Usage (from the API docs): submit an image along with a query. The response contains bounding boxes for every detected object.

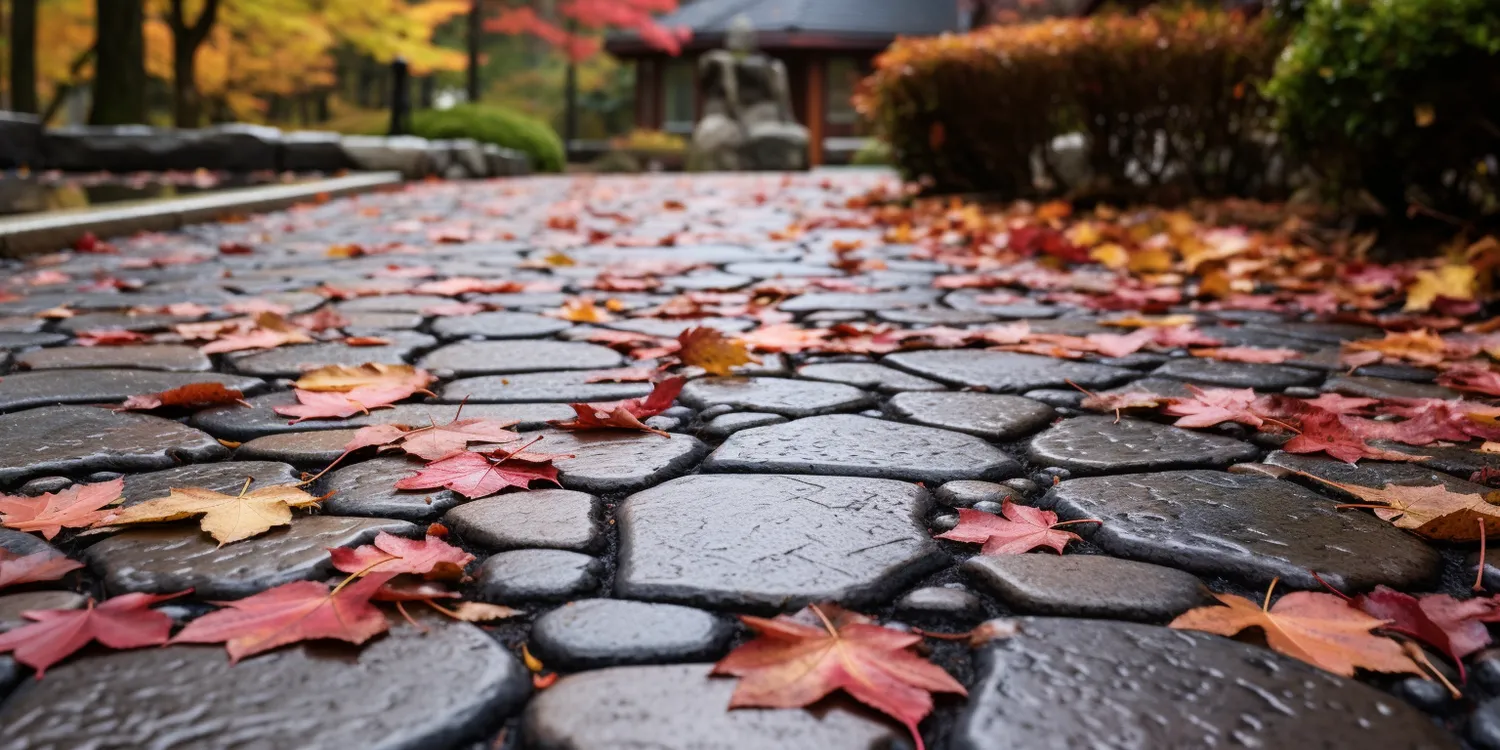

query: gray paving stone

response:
[602,317,753,337]
[952,617,1460,750]
[532,430,708,494]
[1326,375,1461,401]
[236,429,361,465]
[474,549,601,603]
[15,345,211,372]
[679,377,873,417]
[894,586,985,621]
[705,414,1018,483]
[0,591,86,633]
[531,599,732,670]
[942,290,1061,318]
[120,460,298,505]
[224,332,436,378]
[0,529,56,557]
[1044,470,1441,590]
[86,515,416,599]
[1261,450,1493,496]
[192,392,571,440]
[441,488,602,552]
[0,316,46,334]
[0,370,265,413]
[796,362,946,393]
[615,474,943,612]
[321,456,462,522]
[883,350,1131,392]
[1027,416,1260,475]
[934,480,1017,508]
[334,294,454,313]
[430,311,571,339]
[523,664,901,749]
[1152,358,1323,389]
[418,340,622,376]
[700,411,786,439]
[876,307,998,325]
[0,406,228,486]
[0,332,67,349]
[885,391,1056,440]
[1374,441,1500,481]
[0,620,530,750]
[778,289,942,312]
[440,370,655,403]
[963,554,1211,621]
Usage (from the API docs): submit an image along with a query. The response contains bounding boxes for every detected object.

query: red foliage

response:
[485,0,690,61]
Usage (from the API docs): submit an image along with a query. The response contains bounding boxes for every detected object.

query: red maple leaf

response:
[328,531,475,580]
[74,329,151,346]
[935,501,1095,555]
[1354,586,1500,678]
[550,376,685,437]
[394,443,569,499]
[115,382,248,412]
[0,478,124,539]
[1162,386,1264,428]
[272,384,421,424]
[0,549,84,590]
[172,574,393,663]
[1282,410,1428,464]
[0,591,186,675]
[712,603,966,750]
[1438,365,1500,397]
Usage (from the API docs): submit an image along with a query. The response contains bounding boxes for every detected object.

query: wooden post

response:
[805,56,826,167]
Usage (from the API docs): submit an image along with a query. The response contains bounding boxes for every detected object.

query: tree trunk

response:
[10,0,38,113]
[467,0,481,103]
[90,0,147,125]
[169,0,221,128]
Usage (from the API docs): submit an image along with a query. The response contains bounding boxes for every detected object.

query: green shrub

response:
[851,140,893,166]
[410,104,566,173]
[1266,0,1500,216]
[856,9,1284,201]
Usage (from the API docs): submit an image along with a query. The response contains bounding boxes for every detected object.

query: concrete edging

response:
[0,171,404,257]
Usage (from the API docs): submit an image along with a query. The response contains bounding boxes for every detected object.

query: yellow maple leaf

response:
[678,327,760,376]
[1405,264,1477,312]
[293,363,435,393]
[99,485,323,545]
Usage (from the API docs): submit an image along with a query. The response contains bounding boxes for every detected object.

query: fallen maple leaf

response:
[1438,365,1500,398]
[1162,385,1264,428]
[550,377,685,437]
[1355,586,1500,676]
[0,478,123,539]
[1170,588,1421,677]
[395,444,570,499]
[712,604,966,750]
[584,367,659,383]
[98,483,322,546]
[1405,264,1477,312]
[364,418,521,461]
[329,531,474,580]
[1298,473,1500,541]
[935,502,1096,555]
[676,327,759,376]
[291,363,435,393]
[0,549,84,590]
[0,591,187,675]
[74,329,151,346]
[172,574,393,663]
[272,384,423,424]
[116,382,248,412]
[1282,410,1430,464]
[1190,347,1302,364]
[552,297,614,322]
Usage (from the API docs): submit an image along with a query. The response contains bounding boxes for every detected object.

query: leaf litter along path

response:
[0,172,1493,749]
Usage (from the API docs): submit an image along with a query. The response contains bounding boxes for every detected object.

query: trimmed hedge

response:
[1266,0,1500,216]
[410,105,566,173]
[856,9,1284,201]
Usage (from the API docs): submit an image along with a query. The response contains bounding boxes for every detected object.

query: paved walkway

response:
[0,173,1487,748]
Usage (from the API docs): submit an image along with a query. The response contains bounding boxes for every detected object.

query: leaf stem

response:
[1262,576,1280,612]
[1476,517,1489,592]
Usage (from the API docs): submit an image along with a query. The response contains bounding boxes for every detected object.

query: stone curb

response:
[0,171,403,258]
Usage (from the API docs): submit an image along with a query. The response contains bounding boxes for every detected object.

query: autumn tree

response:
[90,0,146,124]
[10,0,39,113]
[166,0,221,127]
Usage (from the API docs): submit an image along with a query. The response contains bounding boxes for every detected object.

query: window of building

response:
[662,59,696,134]
[826,57,861,128]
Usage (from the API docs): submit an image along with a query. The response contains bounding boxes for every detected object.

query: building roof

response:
[606,0,963,56]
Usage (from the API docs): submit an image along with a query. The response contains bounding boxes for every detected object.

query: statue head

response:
[726,14,756,56]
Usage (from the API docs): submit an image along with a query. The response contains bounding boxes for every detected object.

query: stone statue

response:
[690,15,809,171]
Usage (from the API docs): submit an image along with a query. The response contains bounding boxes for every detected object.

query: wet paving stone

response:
[226,332,437,377]
[1326,375,1461,401]
[236,429,362,465]
[894,586,985,622]
[963,554,1211,621]
[952,617,1460,750]
[15,344,212,372]
[679,377,874,417]
[320,456,461,521]
[191,392,572,440]
[86,515,416,599]
[1044,470,1442,590]
[1152,358,1324,389]
[796,362,946,393]
[474,549,602,603]
[704,414,1019,483]
[530,599,732,670]
[440,369,656,403]
[615,474,943,612]
[0,620,530,750]
[0,406,228,486]
[884,391,1055,440]
[876,307,999,325]
[429,310,572,339]
[441,488,602,552]
[700,411,786,439]
[602,317,754,337]
[934,480,1018,508]
[418,340,623,376]
[523,663,901,749]
[0,332,67,349]
[1261,450,1493,495]
[1373,441,1500,481]
[533,430,708,494]
[0,369,265,413]
[1027,416,1260,475]
[778,289,942,312]
[120,460,298,505]
[0,528,57,556]
[883,350,1131,392]
[0,591,86,633]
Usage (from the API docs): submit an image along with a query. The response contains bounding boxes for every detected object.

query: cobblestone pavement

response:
[0,173,1490,749]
